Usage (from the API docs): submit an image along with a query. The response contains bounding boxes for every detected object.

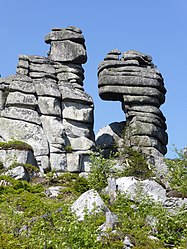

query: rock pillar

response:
[98,50,168,158]
[0,26,94,172]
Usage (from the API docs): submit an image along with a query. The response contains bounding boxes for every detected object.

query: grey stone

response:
[29,63,55,74]
[0,26,96,174]
[16,68,29,75]
[99,75,165,93]
[35,78,61,97]
[99,85,165,104]
[0,118,49,156]
[6,92,37,108]
[125,110,166,128]
[96,121,125,149]
[5,166,30,182]
[49,143,65,153]
[98,211,118,239]
[1,107,41,125]
[130,115,167,130]
[66,153,81,172]
[71,189,109,220]
[54,62,84,74]
[59,83,92,104]
[29,72,49,78]
[50,152,67,172]
[49,40,87,64]
[27,55,49,64]
[130,135,167,154]
[68,137,95,151]
[128,121,168,145]
[0,149,37,169]
[116,177,167,203]
[17,59,29,69]
[98,50,167,159]
[45,28,84,44]
[38,97,61,116]
[79,153,92,172]
[0,91,7,110]
[122,95,161,106]
[124,105,165,120]
[62,101,93,123]
[8,77,35,93]
[107,178,117,203]
[4,74,32,84]
[57,71,83,82]
[63,119,93,138]
[35,155,50,171]
[40,116,66,144]
[9,80,36,93]
[123,236,134,248]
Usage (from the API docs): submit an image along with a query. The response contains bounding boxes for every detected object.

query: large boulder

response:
[116,176,167,203]
[71,189,109,220]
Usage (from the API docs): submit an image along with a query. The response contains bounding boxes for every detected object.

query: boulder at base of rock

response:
[71,189,109,220]
[116,177,167,203]
[5,166,30,182]
[0,149,37,169]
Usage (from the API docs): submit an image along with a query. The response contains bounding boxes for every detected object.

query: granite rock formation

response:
[0,26,94,172]
[98,50,168,158]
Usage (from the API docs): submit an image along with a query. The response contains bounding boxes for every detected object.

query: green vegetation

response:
[87,152,116,192]
[165,147,187,197]
[0,147,187,248]
[64,145,73,153]
[8,162,39,174]
[0,140,33,151]
[121,147,155,180]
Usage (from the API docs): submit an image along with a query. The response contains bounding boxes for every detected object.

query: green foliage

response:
[64,145,73,153]
[0,140,33,151]
[45,172,89,196]
[121,147,155,180]
[165,147,187,197]
[0,145,187,248]
[9,162,39,174]
[87,152,116,192]
[111,193,187,248]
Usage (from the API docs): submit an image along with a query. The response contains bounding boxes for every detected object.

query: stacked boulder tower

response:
[0,27,168,173]
[98,50,168,158]
[0,27,94,172]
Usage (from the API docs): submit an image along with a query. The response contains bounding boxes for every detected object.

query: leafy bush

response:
[87,152,116,192]
[0,146,187,248]
[165,147,187,197]
[121,147,155,180]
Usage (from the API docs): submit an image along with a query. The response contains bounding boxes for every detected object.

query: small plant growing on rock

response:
[0,140,33,151]
[64,145,73,153]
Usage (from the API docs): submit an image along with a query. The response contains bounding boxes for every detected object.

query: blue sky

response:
[0,0,186,158]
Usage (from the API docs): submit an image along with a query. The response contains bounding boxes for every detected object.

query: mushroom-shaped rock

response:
[98,50,168,158]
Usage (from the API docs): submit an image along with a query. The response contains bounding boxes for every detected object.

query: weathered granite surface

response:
[0,27,95,172]
[0,27,169,173]
[98,50,168,159]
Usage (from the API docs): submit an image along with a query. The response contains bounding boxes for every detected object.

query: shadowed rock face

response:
[98,50,168,156]
[0,27,94,172]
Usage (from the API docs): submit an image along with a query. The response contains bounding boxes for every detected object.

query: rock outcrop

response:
[0,27,94,172]
[98,50,168,159]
